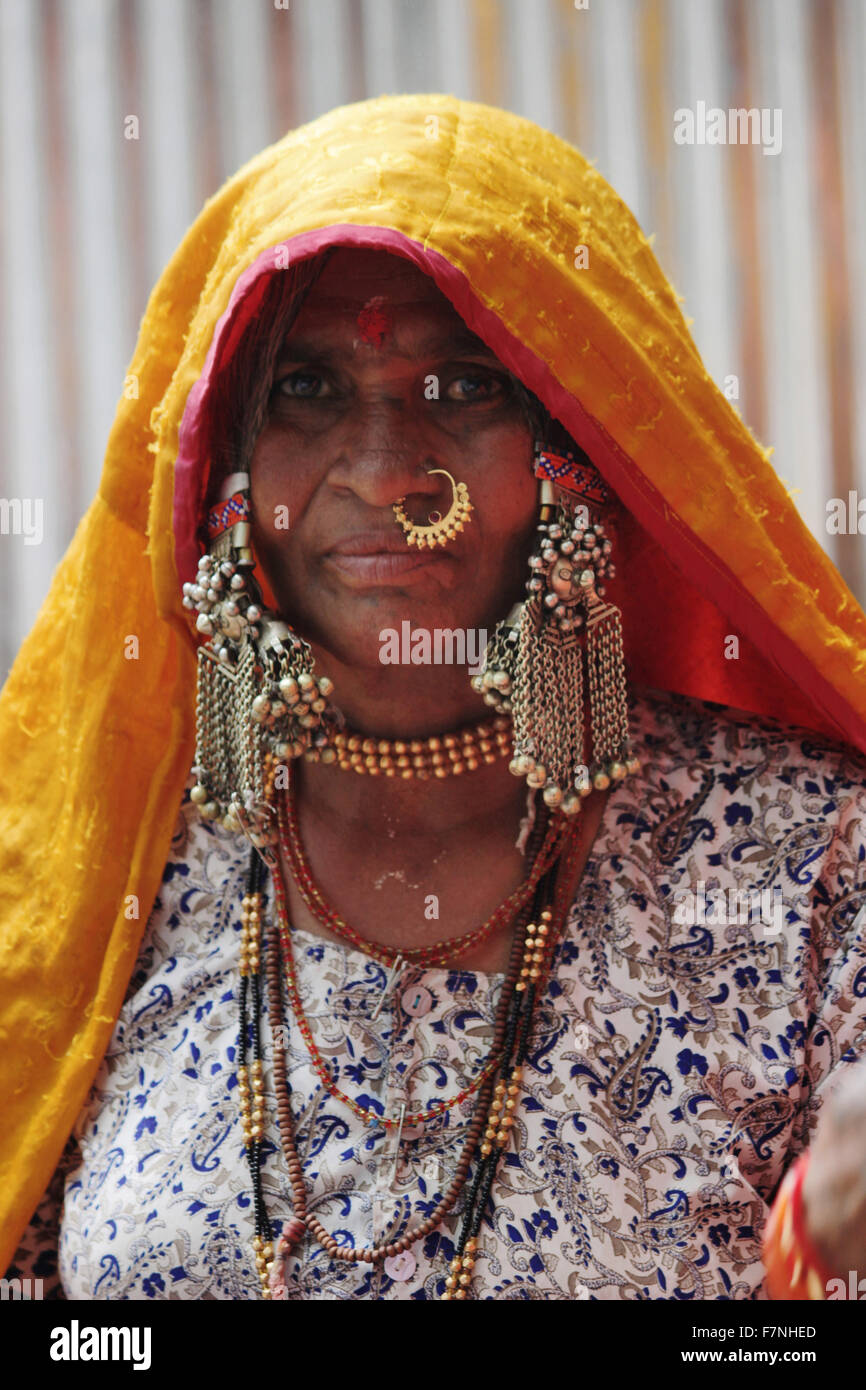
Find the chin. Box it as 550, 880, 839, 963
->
270, 572, 500, 669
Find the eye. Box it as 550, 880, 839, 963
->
443, 371, 507, 403
273, 370, 334, 399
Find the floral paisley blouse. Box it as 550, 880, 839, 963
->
8, 688, 866, 1300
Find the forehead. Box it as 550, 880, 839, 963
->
306, 247, 450, 307
282, 248, 489, 351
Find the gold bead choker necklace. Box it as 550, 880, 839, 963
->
302, 713, 513, 779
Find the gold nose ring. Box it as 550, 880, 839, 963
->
392, 469, 473, 549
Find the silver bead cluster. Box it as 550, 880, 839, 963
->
245, 667, 336, 758
508, 740, 593, 816
182, 554, 263, 661
470, 605, 520, 714
528, 518, 614, 635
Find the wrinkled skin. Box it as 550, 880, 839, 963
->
250, 247, 537, 735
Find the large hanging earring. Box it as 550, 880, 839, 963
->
182, 471, 336, 846
393, 468, 473, 548
472, 443, 639, 815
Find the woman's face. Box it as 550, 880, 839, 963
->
249, 248, 537, 672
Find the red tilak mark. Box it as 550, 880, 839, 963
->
357, 296, 392, 347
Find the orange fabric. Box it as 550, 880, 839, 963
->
762, 1153, 833, 1300
1, 93, 865, 1271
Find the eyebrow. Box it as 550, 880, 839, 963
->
275, 326, 501, 363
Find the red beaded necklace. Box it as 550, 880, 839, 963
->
278, 764, 569, 969
268, 857, 502, 1131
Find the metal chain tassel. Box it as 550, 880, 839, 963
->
511, 601, 585, 808
585, 592, 630, 771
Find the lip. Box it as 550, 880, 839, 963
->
324, 532, 458, 587
329, 531, 438, 556
325, 550, 455, 586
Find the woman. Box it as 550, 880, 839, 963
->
2, 93, 866, 1300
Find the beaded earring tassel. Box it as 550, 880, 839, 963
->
474, 447, 640, 814
184, 471, 334, 846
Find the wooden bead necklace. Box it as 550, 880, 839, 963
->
235, 800, 581, 1299
278, 763, 570, 969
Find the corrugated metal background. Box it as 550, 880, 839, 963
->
1, 0, 864, 681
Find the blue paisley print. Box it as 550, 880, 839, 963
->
7, 689, 866, 1300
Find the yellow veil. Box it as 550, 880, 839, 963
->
1, 93, 864, 1267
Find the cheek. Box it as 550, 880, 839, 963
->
472, 435, 537, 546
248, 433, 311, 540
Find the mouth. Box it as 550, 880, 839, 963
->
324, 532, 459, 587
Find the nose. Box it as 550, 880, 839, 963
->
327, 399, 442, 510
